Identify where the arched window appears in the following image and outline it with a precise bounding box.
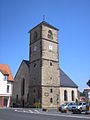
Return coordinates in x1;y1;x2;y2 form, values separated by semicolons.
48;30;53;39
50;89;53;93
72;90;74;101
50;98;53;103
21;78;25;96
64;90;67;101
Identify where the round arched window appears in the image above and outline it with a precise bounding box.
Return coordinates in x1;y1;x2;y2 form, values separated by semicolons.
72;90;74;101
64;90;68;101
48;30;53;39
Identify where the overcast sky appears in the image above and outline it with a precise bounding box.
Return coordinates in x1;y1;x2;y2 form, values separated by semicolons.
0;0;90;92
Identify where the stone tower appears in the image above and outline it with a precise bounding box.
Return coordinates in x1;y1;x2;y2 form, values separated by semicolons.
29;21;60;108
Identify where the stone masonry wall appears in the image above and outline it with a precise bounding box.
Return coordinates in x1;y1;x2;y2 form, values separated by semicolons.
13;61;30;106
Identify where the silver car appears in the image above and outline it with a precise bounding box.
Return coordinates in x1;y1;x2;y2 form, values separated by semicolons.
72;102;86;114
59;102;76;112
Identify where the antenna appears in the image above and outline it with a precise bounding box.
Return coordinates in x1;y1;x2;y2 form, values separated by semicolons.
43;15;45;21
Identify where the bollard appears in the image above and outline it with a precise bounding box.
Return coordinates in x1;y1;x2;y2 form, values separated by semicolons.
58;106;60;112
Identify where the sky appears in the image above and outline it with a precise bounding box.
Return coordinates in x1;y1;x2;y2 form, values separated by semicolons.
0;0;90;92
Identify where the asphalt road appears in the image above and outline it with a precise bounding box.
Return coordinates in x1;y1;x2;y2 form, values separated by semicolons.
0;108;90;120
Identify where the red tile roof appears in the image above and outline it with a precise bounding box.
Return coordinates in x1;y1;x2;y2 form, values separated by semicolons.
0;64;13;81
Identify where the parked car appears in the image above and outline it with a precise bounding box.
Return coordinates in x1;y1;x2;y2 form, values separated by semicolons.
59;102;77;112
67;102;77;111
72;102;86;114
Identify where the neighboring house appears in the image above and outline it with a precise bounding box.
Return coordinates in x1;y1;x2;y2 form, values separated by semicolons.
83;87;90;100
0;64;14;108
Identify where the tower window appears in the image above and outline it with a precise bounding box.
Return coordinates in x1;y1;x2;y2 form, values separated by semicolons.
50;89;53;93
50;77;52;79
50;62;52;66
50;98;53;103
48;30;53;39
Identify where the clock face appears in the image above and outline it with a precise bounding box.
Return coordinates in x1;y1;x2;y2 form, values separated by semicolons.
33;46;37;52
49;44;53;50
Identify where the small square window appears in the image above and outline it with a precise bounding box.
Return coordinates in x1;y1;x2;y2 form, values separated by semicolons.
50;98;53;103
50;89;53;93
4;76;8;81
50;77;52;79
50;62;52;66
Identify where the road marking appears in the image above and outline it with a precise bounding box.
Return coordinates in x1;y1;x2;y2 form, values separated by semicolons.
34;110;40;113
15;109;34;113
28;110;34;113
15;109;17;111
39;112;90;119
14;109;90;119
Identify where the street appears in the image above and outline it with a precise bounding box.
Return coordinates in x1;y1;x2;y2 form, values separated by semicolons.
0;108;90;120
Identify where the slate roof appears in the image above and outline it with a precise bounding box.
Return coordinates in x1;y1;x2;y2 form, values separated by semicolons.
29;21;59;32
60;68;78;88
0;64;13;81
23;60;30;68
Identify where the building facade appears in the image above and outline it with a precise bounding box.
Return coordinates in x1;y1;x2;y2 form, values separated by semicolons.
13;21;78;108
0;64;13;108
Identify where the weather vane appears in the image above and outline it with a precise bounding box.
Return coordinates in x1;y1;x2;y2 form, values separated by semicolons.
43;15;45;21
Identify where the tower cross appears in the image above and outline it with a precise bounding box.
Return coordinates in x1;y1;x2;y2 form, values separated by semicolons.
43;15;45;21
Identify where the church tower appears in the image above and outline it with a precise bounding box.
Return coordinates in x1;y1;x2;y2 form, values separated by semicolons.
29;21;60;108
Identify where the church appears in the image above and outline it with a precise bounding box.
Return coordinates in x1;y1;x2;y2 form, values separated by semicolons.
13;21;78;109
